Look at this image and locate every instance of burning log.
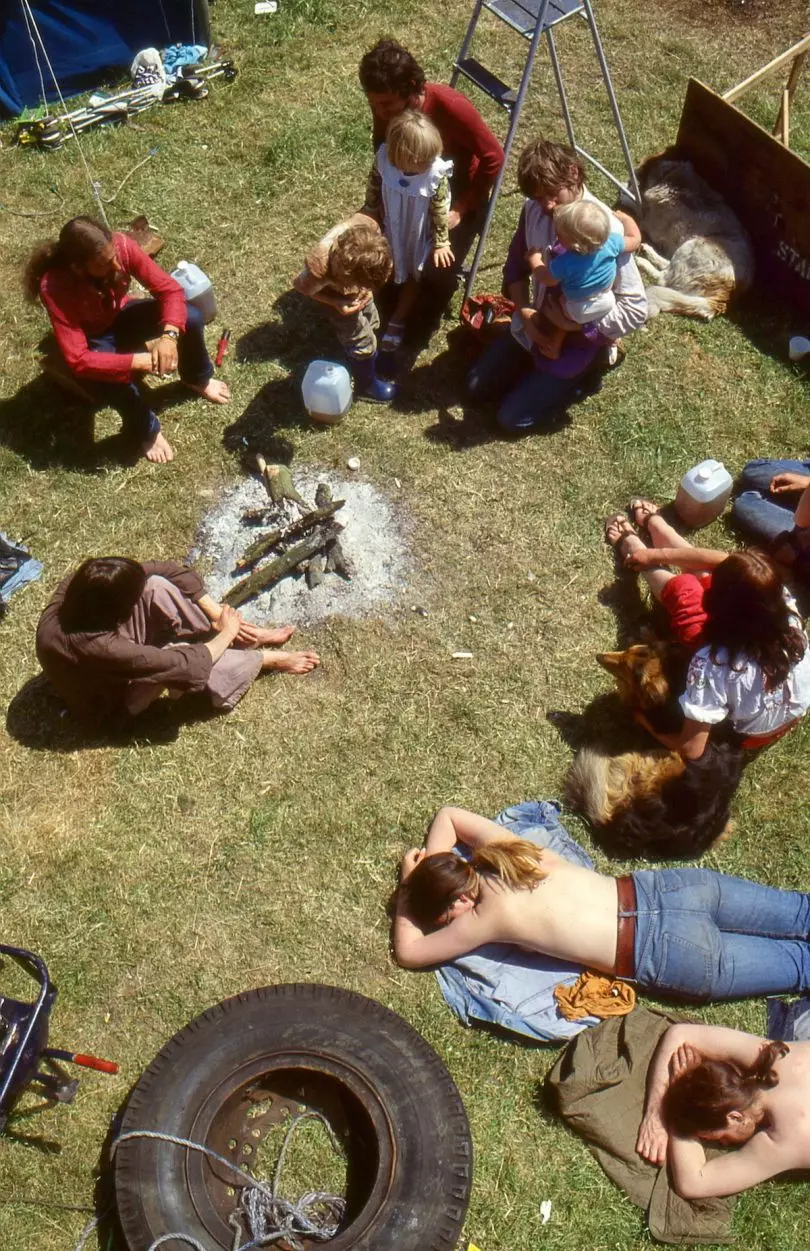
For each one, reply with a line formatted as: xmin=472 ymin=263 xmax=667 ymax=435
xmin=233 ymin=499 xmax=345 ymax=573
xmin=224 ymin=524 xmax=339 ymax=607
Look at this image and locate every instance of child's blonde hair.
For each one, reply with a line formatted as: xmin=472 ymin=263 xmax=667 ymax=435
xmin=386 ymin=109 xmax=442 ymax=173
xmin=328 ymin=223 xmax=393 ymax=290
xmin=554 ymin=200 xmax=610 ymax=254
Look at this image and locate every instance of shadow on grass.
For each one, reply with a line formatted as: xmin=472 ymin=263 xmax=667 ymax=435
xmin=547 ymin=690 xmax=652 ymax=757
xmin=5 ymin=675 xmax=219 ymax=752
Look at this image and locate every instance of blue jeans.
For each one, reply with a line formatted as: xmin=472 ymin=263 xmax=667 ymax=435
xmin=467 ymin=333 xmax=586 ymax=434
xmin=732 ymin=457 xmax=810 ymax=544
xmin=88 ymin=299 xmax=213 ymax=443
xmin=630 ymin=868 xmax=810 ymax=1002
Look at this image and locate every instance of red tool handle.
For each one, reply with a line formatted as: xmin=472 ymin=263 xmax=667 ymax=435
xmin=72 ymin=1053 xmax=120 ymax=1074
xmin=215 ymin=328 xmax=231 ymax=368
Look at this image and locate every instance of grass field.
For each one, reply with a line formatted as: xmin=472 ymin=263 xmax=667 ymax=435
xmin=1 ymin=1 xmax=810 ymax=1248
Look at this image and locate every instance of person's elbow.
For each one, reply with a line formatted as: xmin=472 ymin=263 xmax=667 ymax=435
xmin=681 ymin=735 xmax=708 ymax=761
xmin=671 ymin=1170 xmax=710 ymax=1200
xmin=393 ymin=944 xmax=424 ymax=971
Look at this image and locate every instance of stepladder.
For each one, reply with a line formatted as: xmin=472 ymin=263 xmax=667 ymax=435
xmin=450 ymin=0 xmax=641 ymax=296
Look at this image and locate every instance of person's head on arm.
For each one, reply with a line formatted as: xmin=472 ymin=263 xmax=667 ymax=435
xmin=359 ymin=39 xmax=425 ymax=127
xmin=327 ymin=222 xmax=392 ymax=292
xmin=517 ymin=139 xmax=585 ymax=214
xmin=58 ymin=557 xmax=147 ymax=633
xmin=24 ymin=216 xmax=121 ymax=300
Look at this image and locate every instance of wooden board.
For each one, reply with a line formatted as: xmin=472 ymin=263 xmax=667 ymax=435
xmin=676 ymin=77 xmax=810 ymax=315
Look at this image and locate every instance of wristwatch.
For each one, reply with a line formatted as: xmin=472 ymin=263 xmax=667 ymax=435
xmin=161 ymin=327 xmax=180 ymax=341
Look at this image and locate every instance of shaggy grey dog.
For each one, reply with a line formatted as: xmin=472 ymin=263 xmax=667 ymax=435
xmin=631 ymin=152 xmax=754 ymax=320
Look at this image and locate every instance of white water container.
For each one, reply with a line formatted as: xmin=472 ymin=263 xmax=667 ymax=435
xmin=170 ymin=260 xmax=217 ymax=324
xmin=674 ymin=459 xmax=733 ymax=528
xmin=301 ymin=360 xmax=352 ymax=425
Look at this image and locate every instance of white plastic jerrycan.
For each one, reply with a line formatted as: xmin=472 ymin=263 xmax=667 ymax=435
xmin=301 ymin=360 xmax=352 ymax=425
xmin=674 ymin=459 xmax=733 ymax=529
xmin=170 ymin=260 xmax=217 ymax=324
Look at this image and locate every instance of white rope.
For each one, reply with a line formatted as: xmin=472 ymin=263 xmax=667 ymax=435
xmin=19 ymin=0 xmax=48 ymax=109
xmin=18 ymin=0 xmax=110 ymax=226
xmin=108 ymin=1116 xmax=346 ymax=1251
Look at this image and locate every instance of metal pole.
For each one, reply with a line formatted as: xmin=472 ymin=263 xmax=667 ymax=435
xmin=546 ymin=28 xmax=576 ymax=153
xmin=581 ymin=0 xmax=640 ymax=207
xmin=464 ymin=0 xmax=553 ymax=297
xmin=451 ymin=0 xmax=486 ymax=88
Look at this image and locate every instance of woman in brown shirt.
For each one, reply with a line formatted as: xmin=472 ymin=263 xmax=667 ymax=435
xmin=35 ymin=558 xmax=319 ymax=724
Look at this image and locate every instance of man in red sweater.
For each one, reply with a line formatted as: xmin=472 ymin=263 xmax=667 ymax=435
xmin=26 ymin=217 xmax=229 ymax=464
xmin=359 ymin=39 xmax=504 ymax=321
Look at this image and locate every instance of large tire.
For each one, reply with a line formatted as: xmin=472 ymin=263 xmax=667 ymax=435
xmin=114 ymin=984 xmax=472 ymax=1251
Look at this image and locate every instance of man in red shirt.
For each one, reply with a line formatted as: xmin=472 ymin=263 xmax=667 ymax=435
xmin=359 ymin=39 xmax=504 ymax=330
xmin=25 ymin=217 xmax=229 ymax=464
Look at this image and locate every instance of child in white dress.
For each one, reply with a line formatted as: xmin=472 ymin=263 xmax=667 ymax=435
xmin=363 ymin=110 xmax=453 ymax=352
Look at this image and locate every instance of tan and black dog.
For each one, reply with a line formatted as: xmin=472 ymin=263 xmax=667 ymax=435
xmin=566 ymin=641 xmax=743 ymax=859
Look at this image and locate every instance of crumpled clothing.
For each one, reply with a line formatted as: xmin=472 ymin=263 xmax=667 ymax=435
xmin=162 ymin=44 xmax=208 ymax=82
xmin=130 ymin=47 xmax=166 ymax=91
xmin=0 ymin=532 xmax=42 ymax=605
xmin=554 ymin=971 xmax=636 ymax=1020
xmin=767 ymin=993 xmax=810 ymax=1041
xmin=434 ymin=800 xmax=602 ymax=1044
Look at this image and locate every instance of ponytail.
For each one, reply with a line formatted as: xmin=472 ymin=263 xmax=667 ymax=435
xmin=470 ymin=839 xmax=548 ymax=889
xmin=23 ymin=216 xmax=112 ymax=303
xmin=399 ymin=837 xmax=547 ymax=928
xmin=662 ymin=1041 xmax=787 ymax=1137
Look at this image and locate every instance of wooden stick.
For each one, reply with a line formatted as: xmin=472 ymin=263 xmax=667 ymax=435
xmin=773 ymin=50 xmax=806 ymax=147
xmin=723 ymin=35 xmax=810 ymax=102
xmin=224 ymin=525 xmax=338 ymax=607
xmin=233 ymin=500 xmax=345 ymax=573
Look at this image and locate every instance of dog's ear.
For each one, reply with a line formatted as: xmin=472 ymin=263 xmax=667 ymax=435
xmin=597 ymin=650 xmax=624 ymax=674
xmin=637 ymin=654 xmax=670 ymax=706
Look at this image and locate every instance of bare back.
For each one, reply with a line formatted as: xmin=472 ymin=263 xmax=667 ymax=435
xmin=764 ymin=1044 xmax=810 ymax=1163
xmin=475 ymin=849 xmax=619 ymax=971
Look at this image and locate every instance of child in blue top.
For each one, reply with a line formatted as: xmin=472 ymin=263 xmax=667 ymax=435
xmin=526 ymin=198 xmax=627 ymax=359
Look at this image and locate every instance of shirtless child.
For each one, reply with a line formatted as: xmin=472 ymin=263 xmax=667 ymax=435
xmin=393 ymin=807 xmax=810 ymax=1003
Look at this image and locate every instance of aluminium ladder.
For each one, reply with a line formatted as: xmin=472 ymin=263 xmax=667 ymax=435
xmin=451 ymin=0 xmax=642 ymax=296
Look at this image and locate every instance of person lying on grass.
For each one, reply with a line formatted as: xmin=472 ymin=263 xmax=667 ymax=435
xmin=636 ymin=1022 xmax=810 ymax=1199
xmin=36 ymin=557 xmax=319 ymax=727
xmin=605 ymin=501 xmax=810 ymax=758
xmin=25 ymin=216 xmax=230 ymax=465
xmin=393 ymin=806 xmax=810 ymax=1003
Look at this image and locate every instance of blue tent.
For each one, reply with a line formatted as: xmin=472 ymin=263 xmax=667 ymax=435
xmin=0 ymin=1 xmax=211 ymax=116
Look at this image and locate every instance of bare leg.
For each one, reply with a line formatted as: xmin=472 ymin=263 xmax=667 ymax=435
xmin=631 ymin=500 xmax=694 ymax=553
xmin=605 ymin=514 xmax=675 ymax=602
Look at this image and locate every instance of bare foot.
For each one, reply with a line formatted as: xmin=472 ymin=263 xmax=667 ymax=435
xmin=256 ymin=625 xmax=296 ymax=646
xmin=629 ymin=498 xmax=660 ymax=530
xmin=142 ymin=430 xmax=174 ymax=463
xmin=186 ymin=378 xmax=231 ymax=404
xmin=261 ymin=649 xmax=320 ymax=674
xmin=604 ymin=514 xmax=635 ymax=547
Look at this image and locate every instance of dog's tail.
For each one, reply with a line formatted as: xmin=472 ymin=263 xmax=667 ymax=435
xmin=565 ymin=746 xmax=686 ymax=825
xmin=565 ymin=748 xmax=615 ymax=824
xmin=645 ymin=275 xmax=734 ymax=321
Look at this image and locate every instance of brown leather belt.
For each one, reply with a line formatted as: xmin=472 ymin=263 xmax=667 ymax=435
xmin=615 ymin=875 xmax=637 ymax=979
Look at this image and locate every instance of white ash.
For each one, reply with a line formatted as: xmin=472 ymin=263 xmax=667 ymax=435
xmin=191 ymin=469 xmax=408 ymax=626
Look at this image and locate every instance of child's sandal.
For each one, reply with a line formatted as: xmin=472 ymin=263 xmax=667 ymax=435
xmin=380 ymin=322 xmax=405 ymax=353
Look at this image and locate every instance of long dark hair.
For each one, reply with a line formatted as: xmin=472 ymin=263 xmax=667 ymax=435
xmin=662 ymin=1040 xmax=787 ymax=1137
xmin=23 ymin=216 xmax=113 ymax=302
xmin=358 ymin=39 xmax=425 ymax=98
xmin=59 ymin=558 xmax=146 ymax=633
xmin=703 ymin=550 xmax=805 ymax=687
xmin=399 ymin=840 xmax=547 ymax=929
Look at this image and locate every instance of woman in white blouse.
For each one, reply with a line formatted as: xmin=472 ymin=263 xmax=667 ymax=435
xmin=605 ymin=500 xmax=810 ymax=758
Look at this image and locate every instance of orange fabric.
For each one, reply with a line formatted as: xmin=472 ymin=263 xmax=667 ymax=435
xmin=554 ymin=971 xmax=636 ymax=1021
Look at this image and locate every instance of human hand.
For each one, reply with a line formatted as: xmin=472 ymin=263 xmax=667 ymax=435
xmin=447 ymin=209 xmax=462 ymax=232
xmin=216 ymin=604 xmax=242 ymax=644
xmin=339 ymin=289 xmax=373 ymax=316
xmin=623 ymin=547 xmax=657 ymax=571
xmin=636 ymin=1114 xmax=668 ymax=1167
xmin=433 ymin=244 xmax=455 ymax=269
xmin=132 ymin=351 xmax=157 ymax=373
xmin=401 ymin=848 xmax=426 ymax=879
xmin=151 ymin=335 xmax=179 ymax=377
xmin=770 ymin=471 xmax=810 ymax=494
xmin=235 ymin=617 xmax=263 ymax=647
xmin=669 ymin=1042 xmax=702 ymax=1081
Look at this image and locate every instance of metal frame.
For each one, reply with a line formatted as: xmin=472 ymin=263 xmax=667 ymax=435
xmin=451 ymin=0 xmax=641 ymax=296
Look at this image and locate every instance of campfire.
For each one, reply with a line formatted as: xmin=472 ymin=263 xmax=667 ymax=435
xmin=193 ymin=462 xmax=408 ymax=626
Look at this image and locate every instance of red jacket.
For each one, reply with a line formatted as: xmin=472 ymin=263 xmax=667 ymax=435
xmin=372 ymin=83 xmax=504 ymax=218
xmin=40 ymin=233 xmax=187 ymax=385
